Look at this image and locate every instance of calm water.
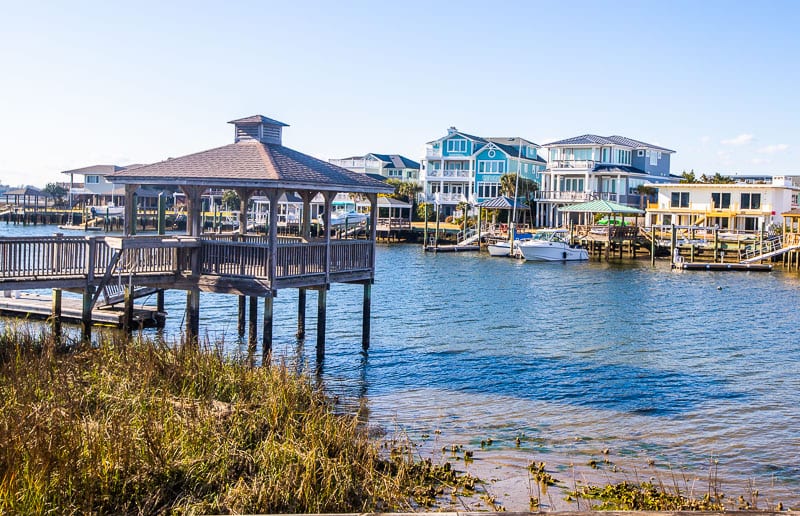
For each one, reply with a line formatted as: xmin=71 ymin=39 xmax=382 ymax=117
xmin=3 ymin=224 xmax=800 ymax=502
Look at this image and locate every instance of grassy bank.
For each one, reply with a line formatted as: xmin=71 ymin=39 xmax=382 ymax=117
xmin=0 ymin=327 xmax=467 ymax=514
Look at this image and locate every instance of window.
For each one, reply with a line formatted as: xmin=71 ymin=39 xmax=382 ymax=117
xmin=670 ymin=191 xmax=689 ymax=208
xmin=446 ymin=138 xmax=467 ymax=153
xmin=649 ymin=150 xmax=658 ymax=166
xmin=638 ymin=150 xmax=645 ymax=157
xmin=601 ymin=148 xmax=610 ymax=162
xmin=478 ymin=182 xmax=500 ymax=198
xmin=711 ymin=192 xmax=731 ymax=209
xmin=743 ymin=217 xmax=758 ymax=231
xmin=614 ymin=149 xmax=631 ymax=165
xmin=571 ymin=148 xmax=593 ymax=161
xmin=550 ymin=149 xmax=559 ymax=161
xmin=559 ymin=178 xmax=584 ymax=192
xmin=741 ymin=193 xmax=761 ymax=210
xmin=477 ymin=160 xmax=505 ymax=173
xmin=86 ymin=175 xmax=100 ymax=184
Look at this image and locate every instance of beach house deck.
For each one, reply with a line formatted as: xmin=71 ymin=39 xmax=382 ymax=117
xmin=0 ymin=115 xmax=393 ymax=358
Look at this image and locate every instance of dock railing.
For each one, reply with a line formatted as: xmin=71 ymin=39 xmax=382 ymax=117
xmin=0 ymin=234 xmax=375 ymax=289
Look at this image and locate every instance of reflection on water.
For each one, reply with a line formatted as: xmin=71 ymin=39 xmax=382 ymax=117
xmin=2 ymin=225 xmax=799 ymax=502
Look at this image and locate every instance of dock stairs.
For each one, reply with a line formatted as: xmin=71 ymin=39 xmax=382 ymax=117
xmin=739 ymin=235 xmax=800 ymax=263
xmin=456 ymin=228 xmax=481 ymax=246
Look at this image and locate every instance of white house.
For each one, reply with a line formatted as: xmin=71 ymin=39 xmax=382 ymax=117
xmin=646 ymin=176 xmax=800 ymax=231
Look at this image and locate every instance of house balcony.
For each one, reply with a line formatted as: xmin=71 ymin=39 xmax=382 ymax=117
xmin=425 ymin=169 xmax=472 ymax=179
xmin=426 ymin=147 xmax=442 ymax=159
xmin=424 ymin=192 xmax=468 ymax=204
xmin=548 ymin=159 xmax=598 ymax=170
xmin=535 ymin=190 xmax=614 ymax=202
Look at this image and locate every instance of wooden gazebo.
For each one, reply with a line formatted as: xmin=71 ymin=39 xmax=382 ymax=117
xmin=0 ymin=115 xmax=393 ymax=359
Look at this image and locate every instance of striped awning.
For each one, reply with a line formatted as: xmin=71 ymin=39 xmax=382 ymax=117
xmin=478 ymin=195 xmax=529 ymax=210
xmin=558 ymin=199 xmax=643 ymax=215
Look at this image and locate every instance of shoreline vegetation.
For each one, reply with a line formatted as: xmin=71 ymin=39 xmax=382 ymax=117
xmin=0 ymin=325 xmax=790 ymax=513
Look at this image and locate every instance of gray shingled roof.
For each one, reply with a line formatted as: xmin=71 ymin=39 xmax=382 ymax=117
xmin=369 ymin=153 xmax=420 ymax=170
xmin=545 ymin=134 xmax=675 ymax=153
xmin=62 ymin=164 xmax=127 ymax=175
xmin=105 ymin=140 xmax=393 ymax=194
xmin=228 ymin=115 xmax=289 ymax=127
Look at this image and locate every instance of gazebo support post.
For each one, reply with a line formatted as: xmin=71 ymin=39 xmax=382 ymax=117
xmin=316 ymin=287 xmax=327 ymax=362
xmin=235 ymin=188 xmax=254 ymax=337
xmin=362 ymin=282 xmax=371 ymax=351
xmin=248 ymin=296 xmax=258 ymax=353
xmin=263 ymin=294 xmax=273 ymax=359
xmin=297 ymin=288 xmax=306 ymax=338
xmin=238 ymin=297 xmax=246 ymax=338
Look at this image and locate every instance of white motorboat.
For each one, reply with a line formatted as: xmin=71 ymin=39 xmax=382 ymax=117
xmin=89 ymin=204 xmax=124 ymax=217
xmin=487 ymin=241 xmax=512 ymax=256
xmin=518 ymin=229 xmax=588 ymax=261
xmin=328 ymin=210 xmax=368 ymax=227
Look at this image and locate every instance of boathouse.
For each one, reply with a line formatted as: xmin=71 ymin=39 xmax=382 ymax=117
xmin=0 ymin=115 xmax=394 ymax=358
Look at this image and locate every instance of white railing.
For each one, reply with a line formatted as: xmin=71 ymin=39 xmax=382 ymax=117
xmin=426 ymin=147 xmax=442 ymax=158
xmin=426 ymin=169 xmax=471 ymax=178
xmin=549 ymin=159 xmax=598 ymax=169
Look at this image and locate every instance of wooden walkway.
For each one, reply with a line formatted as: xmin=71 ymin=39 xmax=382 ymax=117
xmin=0 ymin=292 xmax=164 ymax=328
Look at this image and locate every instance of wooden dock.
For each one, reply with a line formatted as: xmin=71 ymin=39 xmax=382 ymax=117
xmin=680 ymin=262 xmax=773 ymax=272
xmin=424 ymin=244 xmax=480 ymax=253
xmin=0 ymin=292 xmax=165 ymax=328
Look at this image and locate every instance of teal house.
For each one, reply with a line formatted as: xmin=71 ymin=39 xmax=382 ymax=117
xmin=421 ymin=127 xmax=546 ymax=216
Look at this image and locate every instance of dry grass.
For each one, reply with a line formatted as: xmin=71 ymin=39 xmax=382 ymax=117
xmin=0 ymin=326 xmax=460 ymax=514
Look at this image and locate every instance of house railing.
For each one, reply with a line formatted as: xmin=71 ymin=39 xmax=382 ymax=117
xmin=549 ymin=159 xmax=598 ymax=169
xmin=534 ymin=191 xmax=619 ymax=202
xmin=426 ymin=169 xmax=471 ymax=178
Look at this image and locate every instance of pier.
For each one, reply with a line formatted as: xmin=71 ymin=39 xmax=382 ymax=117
xmin=0 ymin=115 xmax=393 ymax=356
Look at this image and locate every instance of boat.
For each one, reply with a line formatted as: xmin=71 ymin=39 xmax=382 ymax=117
xmin=487 ymin=232 xmax=534 ymax=257
xmin=517 ymin=229 xmax=589 ymax=261
xmin=89 ymin=204 xmax=124 ymax=217
xmin=328 ymin=210 xmax=367 ymax=227
xmin=487 ymin=241 xmax=513 ymax=256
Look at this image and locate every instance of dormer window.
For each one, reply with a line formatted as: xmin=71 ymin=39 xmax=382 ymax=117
xmin=446 ymin=139 xmax=467 ymax=153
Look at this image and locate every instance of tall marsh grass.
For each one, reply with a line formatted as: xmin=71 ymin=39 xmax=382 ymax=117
xmin=0 ymin=327 xmax=455 ymax=514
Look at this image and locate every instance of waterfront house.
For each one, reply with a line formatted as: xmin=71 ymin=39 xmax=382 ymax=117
xmin=536 ymin=135 xmax=676 ymax=226
xmin=646 ymin=176 xmax=800 ymax=231
xmin=421 ymin=127 xmax=546 ymax=217
xmin=329 ymin=153 xmax=421 ymax=182
xmin=61 ymin=164 xmax=164 ymax=211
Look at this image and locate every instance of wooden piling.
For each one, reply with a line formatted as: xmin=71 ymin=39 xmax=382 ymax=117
xmin=51 ymin=288 xmax=62 ymax=341
xmin=123 ymin=285 xmax=134 ymax=333
xmin=263 ymin=295 xmax=273 ymax=357
xmin=81 ymin=286 xmax=94 ymax=342
xmin=248 ymin=296 xmax=257 ymax=352
xmin=362 ymin=282 xmax=371 ymax=351
xmin=297 ymin=288 xmax=306 ymax=338
xmin=185 ymin=288 xmax=200 ymax=343
xmin=316 ymin=287 xmax=327 ymax=361
xmin=238 ymin=296 xmax=246 ymax=338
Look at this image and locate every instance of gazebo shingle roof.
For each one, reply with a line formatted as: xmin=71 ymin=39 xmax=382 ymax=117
xmin=106 ymin=140 xmax=393 ymax=194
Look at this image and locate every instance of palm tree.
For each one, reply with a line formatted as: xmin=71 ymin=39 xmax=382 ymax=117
xmin=679 ymin=170 xmax=698 ymax=183
xmin=634 ymin=184 xmax=657 ymax=210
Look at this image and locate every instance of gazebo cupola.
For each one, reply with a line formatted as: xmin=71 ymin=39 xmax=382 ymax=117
xmin=229 ymin=115 xmax=289 ymax=145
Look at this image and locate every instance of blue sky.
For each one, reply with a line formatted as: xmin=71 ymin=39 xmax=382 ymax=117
xmin=1 ymin=0 xmax=798 ymax=186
